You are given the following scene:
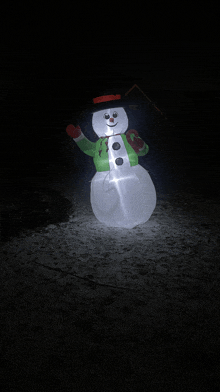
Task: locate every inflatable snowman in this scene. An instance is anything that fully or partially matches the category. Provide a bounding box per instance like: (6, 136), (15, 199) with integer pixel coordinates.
(66, 93), (156, 229)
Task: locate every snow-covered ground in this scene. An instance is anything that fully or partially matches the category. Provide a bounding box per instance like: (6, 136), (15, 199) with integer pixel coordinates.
(1, 189), (219, 292)
(1, 187), (220, 391)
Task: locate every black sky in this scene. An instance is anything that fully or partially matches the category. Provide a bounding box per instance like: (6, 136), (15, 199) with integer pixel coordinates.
(0, 4), (220, 201)
(1, 3), (219, 91)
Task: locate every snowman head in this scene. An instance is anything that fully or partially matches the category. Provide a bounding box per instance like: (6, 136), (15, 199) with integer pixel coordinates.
(92, 107), (128, 138)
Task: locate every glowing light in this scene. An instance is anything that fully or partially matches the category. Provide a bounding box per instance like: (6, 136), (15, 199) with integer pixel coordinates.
(67, 99), (157, 229)
(91, 106), (156, 228)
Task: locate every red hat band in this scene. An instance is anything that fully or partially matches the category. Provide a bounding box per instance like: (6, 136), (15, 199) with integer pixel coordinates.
(93, 94), (121, 104)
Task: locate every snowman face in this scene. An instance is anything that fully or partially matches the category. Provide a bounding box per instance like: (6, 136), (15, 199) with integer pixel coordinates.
(92, 107), (128, 137)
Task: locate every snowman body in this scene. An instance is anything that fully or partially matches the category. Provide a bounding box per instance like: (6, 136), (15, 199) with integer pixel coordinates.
(90, 107), (156, 229)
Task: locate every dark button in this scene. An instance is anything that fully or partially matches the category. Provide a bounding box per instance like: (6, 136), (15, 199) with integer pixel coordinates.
(115, 157), (123, 165)
(112, 142), (121, 150)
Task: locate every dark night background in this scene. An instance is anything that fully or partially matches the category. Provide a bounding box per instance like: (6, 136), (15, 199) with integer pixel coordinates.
(1, 4), (220, 211)
(1, 3), (220, 391)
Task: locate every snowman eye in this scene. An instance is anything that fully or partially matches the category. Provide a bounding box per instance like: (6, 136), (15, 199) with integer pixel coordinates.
(113, 112), (118, 118)
(104, 114), (110, 119)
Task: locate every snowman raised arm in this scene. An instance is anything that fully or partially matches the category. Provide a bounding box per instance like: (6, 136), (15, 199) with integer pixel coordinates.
(66, 93), (156, 229)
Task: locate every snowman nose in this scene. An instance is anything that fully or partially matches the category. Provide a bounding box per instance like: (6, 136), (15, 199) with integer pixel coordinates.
(109, 118), (114, 122)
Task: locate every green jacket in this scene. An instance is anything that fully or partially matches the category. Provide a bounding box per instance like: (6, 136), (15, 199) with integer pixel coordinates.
(76, 133), (149, 172)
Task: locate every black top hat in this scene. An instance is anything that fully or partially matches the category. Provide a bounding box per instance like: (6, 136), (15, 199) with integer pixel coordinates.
(90, 90), (148, 113)
(75, 87), (151, 126)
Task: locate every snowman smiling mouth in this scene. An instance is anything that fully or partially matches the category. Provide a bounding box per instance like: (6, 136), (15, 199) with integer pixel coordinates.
(107, 122), (118, 127)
